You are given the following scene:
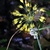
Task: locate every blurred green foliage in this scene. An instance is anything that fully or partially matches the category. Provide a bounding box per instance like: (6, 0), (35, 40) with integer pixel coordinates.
(46, 10), (50, 16)
(0, 47), (13, 50)
(0, 39), (7, 43)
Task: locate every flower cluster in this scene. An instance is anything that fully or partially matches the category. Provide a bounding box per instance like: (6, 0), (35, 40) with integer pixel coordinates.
(11, 0), (46, 32)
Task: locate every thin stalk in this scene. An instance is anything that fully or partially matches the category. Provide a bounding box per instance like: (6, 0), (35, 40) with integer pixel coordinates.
(6, 29), (21, 50)
(37, 35), (42, 50)
(6, 20), (25, 50)
(38, 26), (50, 31)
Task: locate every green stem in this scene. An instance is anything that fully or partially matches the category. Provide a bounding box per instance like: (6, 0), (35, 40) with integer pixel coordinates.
(37, 36), (42, 50)
(38, 26), (50, 31)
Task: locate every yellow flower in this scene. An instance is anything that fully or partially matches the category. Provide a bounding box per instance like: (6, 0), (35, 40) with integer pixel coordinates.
(11, 12), (17, 16)
(27, 28), (30, 32)
(12, 0), (46, 33)
(41, 16), (46, 19)
(39, 16), (46, 22)
(34, 10), (39, 14)
(11, 10), (23, 16)
(39, 19), (43, 22)
(23, 14), (28, 20)
(13, 18), (18, 25)
(20, 0), (24, 3)
(15, 10), (23, 16)
(25, 0), (27, 3)
(40, 8), (45, 12)
(30, 24), (35, 28)
(25, 3), (29, 7)
(19, 23), (35, 32)
(17, 24), (21, 28)
(21, 24), (28, 31)
(19, 20), (22, 23)
(25, 27), (28, 31)
(33, 4), (37, 10)
(23, 24), (28, 29)
(20, 27), (24, 31)
(19, 5), (23, 8)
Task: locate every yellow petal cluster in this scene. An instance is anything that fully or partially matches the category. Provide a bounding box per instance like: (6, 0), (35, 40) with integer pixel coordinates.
(19, 5), (23, 8)
(12, 0), (46, 33)
(33, 4), (37, 10)
(17, 24), (21, 28)
(20, 0), (24, 3)
(39, 16), (46, 22)
(13, 18), (18, 25)
(30, 24), (35, 28)
(27, 28), (30, 32)
(20, 27), (24, 31)
(19, 20), (22, 23)
(40, 8), (45, 12)
(23, 24), (28, 29)
(20, 24), (27, 31)
(34, 10), (39, 14)
(25, 0), (27, 3)
(11, 10), (23, 16)
(20, 23), (35, 32)
(25, 3), (29, 7)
